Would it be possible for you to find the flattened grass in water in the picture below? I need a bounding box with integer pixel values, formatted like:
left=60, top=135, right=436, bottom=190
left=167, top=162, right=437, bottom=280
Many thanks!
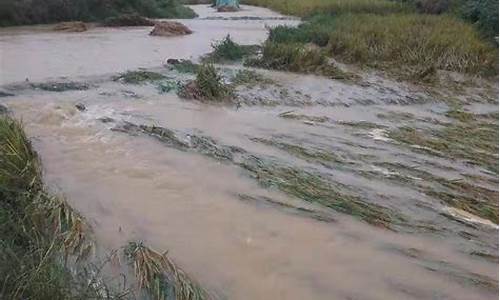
left=125, top=242, right=212, bottom=300
left=112, top=122, right=403, bottom=228
left=114, top=70, right=166, bottom=84
left=239, top=155, right=402, bottom=228
left=388, top=113, right=499, bottom=174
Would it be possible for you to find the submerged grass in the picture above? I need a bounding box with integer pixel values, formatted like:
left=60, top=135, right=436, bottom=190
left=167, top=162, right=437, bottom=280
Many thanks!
left=389, top=116, right=498, bottom=174
left=114, top=70, right=166, bottom=84
left=239, top=155, right=403, bottom=228
left=388, top=110, right=498, bottom=222
left=112, top=121, right=404, bottom=228
left=31, top=81, right=90, bottom=92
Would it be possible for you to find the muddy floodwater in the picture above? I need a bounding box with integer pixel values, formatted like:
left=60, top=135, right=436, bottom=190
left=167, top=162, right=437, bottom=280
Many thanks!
left=0, top=5, right=498, bottom=300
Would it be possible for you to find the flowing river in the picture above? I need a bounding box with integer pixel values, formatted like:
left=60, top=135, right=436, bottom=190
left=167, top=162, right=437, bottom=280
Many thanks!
left=0, top=5, right=498, bottom=300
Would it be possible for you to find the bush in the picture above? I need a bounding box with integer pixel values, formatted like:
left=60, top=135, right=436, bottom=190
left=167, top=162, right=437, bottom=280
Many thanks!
left=460, top=0, right=498, bottom=40
left=0, top=0, right=196, bottom=26
left=328, top=13, right=498, bottom=75
left=204, top=35, right=260, bottom=62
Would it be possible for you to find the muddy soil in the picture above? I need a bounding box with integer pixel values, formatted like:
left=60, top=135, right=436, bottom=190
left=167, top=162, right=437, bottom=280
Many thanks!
left=0, top=5, right=498, bottom=300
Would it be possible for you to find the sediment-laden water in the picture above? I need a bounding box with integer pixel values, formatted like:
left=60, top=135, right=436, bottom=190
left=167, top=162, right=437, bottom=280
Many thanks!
left=0, top=5, right=498, bottom=300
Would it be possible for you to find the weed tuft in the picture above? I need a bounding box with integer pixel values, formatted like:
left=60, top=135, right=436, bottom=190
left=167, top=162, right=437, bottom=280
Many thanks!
left=178, top=64, right=233, bottom=101
left=204, top=35, right=259, bottom=62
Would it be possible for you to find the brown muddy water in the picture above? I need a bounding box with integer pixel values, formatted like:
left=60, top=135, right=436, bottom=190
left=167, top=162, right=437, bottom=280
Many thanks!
left=0, top=5, right=498, bottom=300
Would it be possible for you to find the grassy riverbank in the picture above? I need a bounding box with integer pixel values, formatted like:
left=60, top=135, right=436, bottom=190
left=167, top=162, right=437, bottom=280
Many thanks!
left=242, top=0, right=498, bottom=79
left=0, top=0, right=196, bottom=26
left=0, top=113, right=211, bottom=299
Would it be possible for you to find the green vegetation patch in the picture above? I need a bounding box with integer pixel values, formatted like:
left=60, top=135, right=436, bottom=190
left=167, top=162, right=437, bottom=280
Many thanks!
left=241, top=0, right=406, bottom=17
left=0, top=115, right=101, bottom=299
left=169, top=60, right=201, bottom=74
left=239, top=155, right=403, bottom=228
left=268, top=14, right=336, bottom=47
left=113, top=70, right=166, bottom=84
left=426, top=178, right=499, bottom=224
left=246, top=42, right=351, bottom=79
left=250, top=137, right=342, bottom=167
left=388, top=112, right=498, bottom=174
left=203, top=35, right=260, bottom=63
left=31, top=81, right=90, bottom=92
left=278, top=111, right=331, bottom=124
left=178, top=64, right=234, bottom=101
left=231, top=69, right=274, bottom=87
left=328, top=13, right=498, bottom=75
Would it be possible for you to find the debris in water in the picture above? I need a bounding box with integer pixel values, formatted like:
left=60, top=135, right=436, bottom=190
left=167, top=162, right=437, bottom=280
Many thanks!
left=442, top=207, right=498, bottom=229
left=53, top=21, right=88, bottom=32
left=75, top=103, right=86, bottom=112
left=149, top=21, right=193, bottom=37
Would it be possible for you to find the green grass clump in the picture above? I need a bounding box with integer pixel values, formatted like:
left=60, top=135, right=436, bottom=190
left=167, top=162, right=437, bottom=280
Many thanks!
left=170, top=60, right=201, bottom=74
left=114, top=70, right=166, bottom=84
left=246, top=42, right=350, bottom=79
left=178, top=64, right=233, bottom=101
left=204, top=35, right=259, bottom=63
left=328, top=13, right=498, bottom=75
left=268, top=14, right=336, bottom=47
left=239, top=155, right=403, bottom=228
left=241, top=0, right=406, bottom=16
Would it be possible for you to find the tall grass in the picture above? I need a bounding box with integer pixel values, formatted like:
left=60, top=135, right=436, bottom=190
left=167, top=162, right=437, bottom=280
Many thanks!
left=0, top=114, right=213, bottom=299
left=328, top=13, right=498, bottom=74
left=0, top=116, right=101, bottom=299
left=242, top=0, right=407, bottom=16
left=246, top=42, right=350, bottom=79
